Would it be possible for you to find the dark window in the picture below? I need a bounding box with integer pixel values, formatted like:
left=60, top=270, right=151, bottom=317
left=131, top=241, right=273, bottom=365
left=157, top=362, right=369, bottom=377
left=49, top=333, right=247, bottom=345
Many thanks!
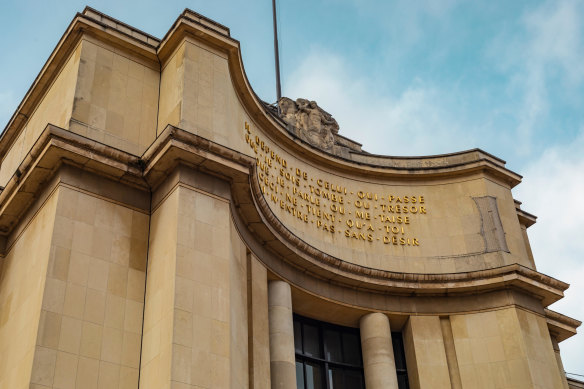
left=294, top=314, right=409, bottom=389
left=392, top=332, right=409, bottom=389
left=294, top=315, right=364, bottom=389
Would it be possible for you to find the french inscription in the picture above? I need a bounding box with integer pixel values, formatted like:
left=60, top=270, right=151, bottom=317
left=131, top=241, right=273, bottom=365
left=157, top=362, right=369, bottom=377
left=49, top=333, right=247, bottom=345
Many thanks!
left=244, top=122, right=428, bottom=247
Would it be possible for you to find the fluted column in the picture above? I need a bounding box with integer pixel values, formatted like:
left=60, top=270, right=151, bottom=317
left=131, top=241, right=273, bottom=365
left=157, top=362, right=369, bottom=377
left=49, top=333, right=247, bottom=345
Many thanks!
left=360, top=312, right=400, bottom=389
left=268, top=280, right=297, bottom=389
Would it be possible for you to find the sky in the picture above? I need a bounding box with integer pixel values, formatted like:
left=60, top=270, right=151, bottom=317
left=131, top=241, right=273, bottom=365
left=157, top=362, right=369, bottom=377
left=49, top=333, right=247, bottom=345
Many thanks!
left=1, top=0, right=583, bottom=377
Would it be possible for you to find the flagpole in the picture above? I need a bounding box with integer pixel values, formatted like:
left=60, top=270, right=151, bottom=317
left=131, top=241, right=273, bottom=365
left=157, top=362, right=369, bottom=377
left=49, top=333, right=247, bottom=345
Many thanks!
left=272, top=0, right=282, bottom=105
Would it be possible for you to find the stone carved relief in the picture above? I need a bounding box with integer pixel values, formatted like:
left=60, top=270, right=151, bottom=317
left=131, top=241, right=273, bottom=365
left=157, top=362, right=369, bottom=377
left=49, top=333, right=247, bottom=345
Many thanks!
left=278, top=97, right=339, bottom=152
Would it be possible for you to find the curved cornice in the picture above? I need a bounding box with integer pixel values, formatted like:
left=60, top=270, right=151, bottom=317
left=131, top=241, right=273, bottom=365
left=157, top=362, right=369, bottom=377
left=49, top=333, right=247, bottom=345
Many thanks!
left=0, top=7, right=521, bottom=190
left=155, top=11, right=522, bottom=186
left=0, top=123, right=566, bottom=312
left=0, top=121, right=578, bottom=338
left=244, top=156, right=566, bottom=307
left=139, top=126, right=568, bottom=309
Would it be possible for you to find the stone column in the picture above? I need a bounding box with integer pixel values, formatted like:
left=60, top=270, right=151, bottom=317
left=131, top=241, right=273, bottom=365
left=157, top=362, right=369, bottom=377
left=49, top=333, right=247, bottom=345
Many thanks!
left=268, top=280, right=297, bottom=389
left=360, top=312, right=399, bottom=389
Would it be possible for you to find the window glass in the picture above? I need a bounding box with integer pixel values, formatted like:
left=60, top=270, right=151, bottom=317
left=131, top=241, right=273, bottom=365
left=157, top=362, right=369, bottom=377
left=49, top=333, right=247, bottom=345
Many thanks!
left=305, top=361, right=324, bottom=389
left=342, top=332, right=361, bottom=366
left=327, top=367, right=364, bottom=389
left=398, top=374, right=409, bottom=389
left=324, top=329, right=342, bottom=362
left=303, top=324, right=321, bottom=358
left=294, top=320, right=303, bottom=354
left=392, top=332, right=409, bottom=389
left=344, top=369, right=364, bottom=389
left=392, top=333, right=407, bottom=371
left=296, top=361, right=305, bottom=389
left=328, top=367, right=343, bottom=389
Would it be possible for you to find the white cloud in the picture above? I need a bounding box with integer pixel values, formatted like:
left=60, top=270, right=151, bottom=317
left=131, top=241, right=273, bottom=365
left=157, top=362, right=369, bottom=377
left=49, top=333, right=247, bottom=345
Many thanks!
left=489, top=0, right=584, bottom=154
left=524, top=0, right=584, bottom=84
left=514, top=129, right=584, bottom=375
left=283, top=48, right=474, bottom=156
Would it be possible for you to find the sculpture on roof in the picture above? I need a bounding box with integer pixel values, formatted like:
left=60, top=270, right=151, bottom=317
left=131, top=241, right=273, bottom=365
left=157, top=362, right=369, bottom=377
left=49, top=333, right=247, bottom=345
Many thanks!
left=278, top=97, right=339, bottom=152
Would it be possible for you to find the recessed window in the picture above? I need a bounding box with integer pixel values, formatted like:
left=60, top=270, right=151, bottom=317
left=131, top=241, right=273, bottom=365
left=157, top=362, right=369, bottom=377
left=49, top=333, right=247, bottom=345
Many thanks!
left=294, top=314, right=364, bottom=389
left=392, top=332, right=409, bottom=388
left=293, top=314, right=409, bottom=389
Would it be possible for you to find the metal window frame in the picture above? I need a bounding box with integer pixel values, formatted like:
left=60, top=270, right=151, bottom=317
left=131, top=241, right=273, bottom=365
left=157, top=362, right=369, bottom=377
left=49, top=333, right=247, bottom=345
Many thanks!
left=293, top=314, right=410, bottom=389
left=294, top=314, right=364, bottom=389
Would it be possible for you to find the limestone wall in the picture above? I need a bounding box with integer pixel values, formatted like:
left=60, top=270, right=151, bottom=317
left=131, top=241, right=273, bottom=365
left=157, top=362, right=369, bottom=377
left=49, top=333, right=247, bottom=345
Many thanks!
left=141, top=181, right=256, bottom=388
left=0, top=45, right=80, bottom=187
left=29, top=186, right=148, bottom=389
left=0, top=188, right=58, bottom=389
left=158, top=38, right=253, bottom=155
left=450, top=308, right=566, bottom=389
left=69, top=38, right=159, bottom=156
left=248, top=254, right=271, bottom=389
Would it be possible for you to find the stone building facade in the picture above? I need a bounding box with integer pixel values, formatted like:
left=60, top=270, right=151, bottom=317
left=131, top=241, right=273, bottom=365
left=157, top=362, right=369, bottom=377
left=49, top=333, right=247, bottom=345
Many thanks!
left=0, top=7, right=580, bottom=389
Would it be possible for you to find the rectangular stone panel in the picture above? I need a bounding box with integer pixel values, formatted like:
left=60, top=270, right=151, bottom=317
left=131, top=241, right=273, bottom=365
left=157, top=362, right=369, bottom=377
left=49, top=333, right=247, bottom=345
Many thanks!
left=30, top=186, right=148, bottom=389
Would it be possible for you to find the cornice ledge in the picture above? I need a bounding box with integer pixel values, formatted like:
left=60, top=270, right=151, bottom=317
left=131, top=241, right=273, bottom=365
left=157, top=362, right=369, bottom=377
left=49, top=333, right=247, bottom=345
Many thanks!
left=247, top=169, right=567, bottom=303
left=0, top=122, right=257, bottom=243
left=245, top=70, right=520, bottom=187
left=141, top=125, right=255, bottom=190
left=517, top=208, right=537, bottom=228
left=156, top=10, right=238, bottom=66
left=258, top=102, right=522, bottom=185
left=545, top=308, right=582, bottom=342
left=0, top=124, right=145, bottom=237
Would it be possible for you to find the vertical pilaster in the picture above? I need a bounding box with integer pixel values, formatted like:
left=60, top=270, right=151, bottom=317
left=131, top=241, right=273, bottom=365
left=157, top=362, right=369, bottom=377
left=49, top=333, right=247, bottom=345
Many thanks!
left=359, top=312, right=399, bottom=389
left=439, top=316, right=463, bottom=389
left=248, top=254, right=271, bottom=389
left=402, top=315, right=452, bottom=389
left=551, top=335, right=570, bottom=389
left=450, top=308, right=566, bottom=389
left=268, top=280, right=296, bottom=389
left=141, top=171, right=249, bottom=389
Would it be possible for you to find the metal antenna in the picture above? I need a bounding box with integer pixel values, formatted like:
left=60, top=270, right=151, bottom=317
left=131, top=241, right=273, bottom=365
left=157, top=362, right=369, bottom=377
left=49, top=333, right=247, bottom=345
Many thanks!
left=272, top=0, right=282, bottom=109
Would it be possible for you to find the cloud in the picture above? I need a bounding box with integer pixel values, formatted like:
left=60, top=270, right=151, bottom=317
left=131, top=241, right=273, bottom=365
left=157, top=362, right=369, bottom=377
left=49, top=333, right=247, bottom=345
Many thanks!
left=488, top=0, right=584, bottom=154
left=514, top=128, right=584, bottom=374
left=524, top=0, right=584, bottom=84
left=283, top=48, right=474, bottom=156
